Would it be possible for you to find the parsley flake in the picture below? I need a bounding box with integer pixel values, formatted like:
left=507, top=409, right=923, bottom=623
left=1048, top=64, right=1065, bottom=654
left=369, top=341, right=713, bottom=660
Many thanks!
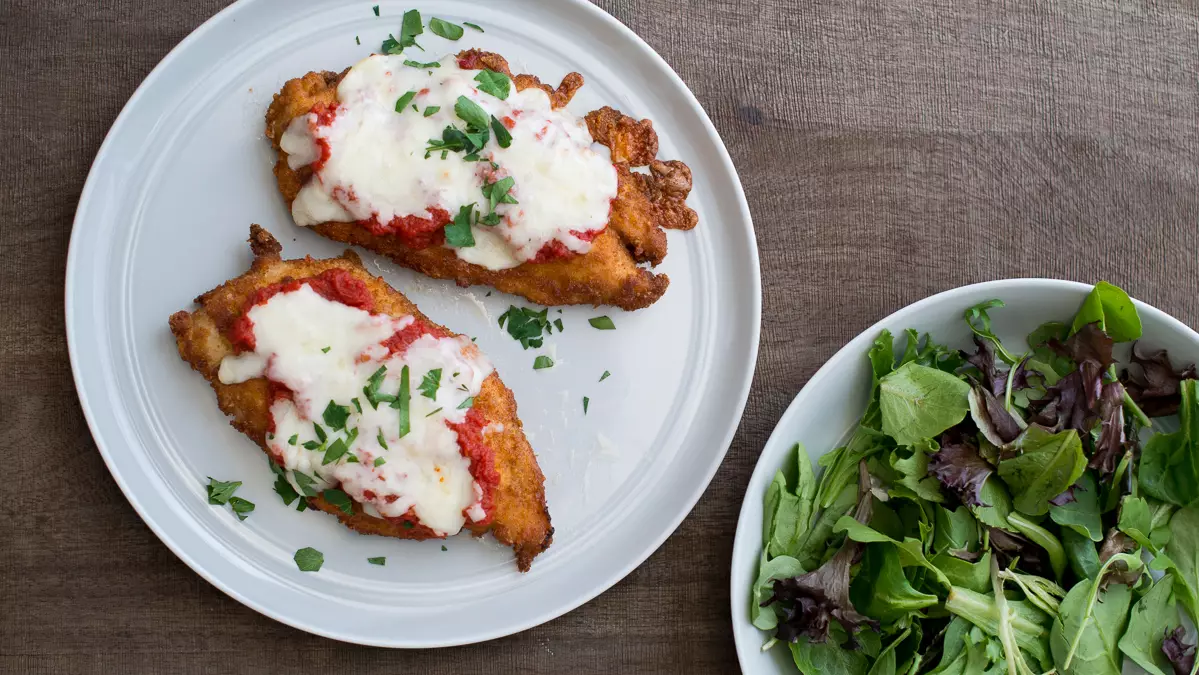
left=397, top=364, right=411, bottom=438
left=288, top=434, right=298, bottom=445
left=374, top=456, right=387, bottom=467
left=229, top=496, right=255, bottom=521
left=454, top=95, right=490, bottom=131
left=377, top=429, right=389, bottom=450
left=205, top=477, right=242, bottom=505
left=490, top=116, right=512, bottom=148
left=463, top=21, right=483, bottom=32
left=457, top=396, right=474, bottom=410
left=583, top=397, right=590, bottom=414
left=355, top=35, right=361, bottom=45
left=441, top=545, right=448, bottom=551
left=403, top=521, right=415, bottom=529
left=429, top=17, right=464, bottom=40
left=372, top=5, right=379, bottom=16
left=498, top=305, right=551, bottom=349
left=418, top=368, right=442, bottom=399
left=588, top=316, right=616, bottom=330
left=321, top=346, right=330, bottom=353
left=322, top=400, right=351, bottom=430
left=294, top=547, right=324, bottom=572
left=395, top=90, right=418, bottom=113
left=600, top=370, right=611, bottom=382
left=293, top=471, right=319, bottom=497
left=533, top=355, right=554, bottom=370
left=313, top=423, right=327, bottom=443
left=273, top=473, right=299, bottom=506
left=474, top=69, right=510, bottom=100
left=444, top=203, right=476, bottom=248
left=404, top=59, right=440, bottom=69
left=426, top=407, right=444, bottom=417
left=368, top=556, right=386, bottom=565
left=322, top=488, right=354, bottom=515
left=352, top=398, right=362, bottom=413
left=554, top=318, right=564, bottom=332
left=322, top=438, right=349, bottom=465
left=423, top=105, right=440, bottom=117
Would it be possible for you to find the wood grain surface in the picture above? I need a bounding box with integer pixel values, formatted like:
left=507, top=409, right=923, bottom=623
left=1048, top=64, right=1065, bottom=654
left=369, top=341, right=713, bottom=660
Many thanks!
left=3, top=0, right=1198, bottom=672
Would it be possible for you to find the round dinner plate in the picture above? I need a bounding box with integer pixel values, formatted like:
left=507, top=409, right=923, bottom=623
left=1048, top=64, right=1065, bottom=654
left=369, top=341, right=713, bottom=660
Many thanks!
left=66, top=0, right=758, bottom=647
left=729, top=279, right=1199, bottom=673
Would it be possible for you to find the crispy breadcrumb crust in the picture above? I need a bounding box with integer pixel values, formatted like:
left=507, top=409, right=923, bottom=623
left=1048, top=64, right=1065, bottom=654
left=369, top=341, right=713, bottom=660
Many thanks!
left=168, top=225, right=552, bottom=571
left=264, top=49, right=697, bottom=310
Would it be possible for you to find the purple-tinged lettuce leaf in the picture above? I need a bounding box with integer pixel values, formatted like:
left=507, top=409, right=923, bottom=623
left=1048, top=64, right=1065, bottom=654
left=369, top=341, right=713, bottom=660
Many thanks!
left=928, top=434, right=993, bottom=507
left=967, top=385, right=1024, bottom=446
left=1162, top=626, right=1197, bottom=675
left=1090, top=382, right=1127, bottom=476
left=989, top=527, right=1053, bottom=579
left=963, top=335, right=1007, bottom=397
left=1121, top=342, right=1199, bottom=418
left=1050, top=322, right=1115, bottom=370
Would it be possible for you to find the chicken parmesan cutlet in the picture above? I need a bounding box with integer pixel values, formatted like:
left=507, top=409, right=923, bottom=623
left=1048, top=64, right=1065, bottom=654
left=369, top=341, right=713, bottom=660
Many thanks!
left=169, top=225, right=552, bottom=571
left=264, top=48, right=697, bottom=310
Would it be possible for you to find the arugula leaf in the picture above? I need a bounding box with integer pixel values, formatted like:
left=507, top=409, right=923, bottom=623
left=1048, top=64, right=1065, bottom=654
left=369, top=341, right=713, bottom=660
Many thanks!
left=1118, top=574, right=1180, bottom=675
left=928, top=433, right=992, bottom=507
left=367, top=556, right=386, bottom=566
left=474, top=69, right=511, bottom=99
left=997, top=426, right=1086, bottom=516
left=533, top=355, right=553, bottom=370
left=588, top=316, right=616, bottom=330
left=293, top=547, right=324, bottom=572
left=428, top=17, right=464, bottom=40
left=205, top=478, right=241, bottom=505
left=444, top=203, right=476, bottom=248
left=1140, top=380, right=1199, bottom=506
left=396, top=364, right=410, bottom=438
left=418, top=368, right=442, bottom=399
left=321, top=488, right=354, bottom=515
left=1122, top=343, right=1199, bottom=418
left=878, top=363, right=970, bottom=446
left=228, top=497, right=255, bottom=521
left=964, top=299, right=1021, bottom=365
left=1070, top=281, right=1142, bottom=343
left=1049, top=471, right=1103, bottom=542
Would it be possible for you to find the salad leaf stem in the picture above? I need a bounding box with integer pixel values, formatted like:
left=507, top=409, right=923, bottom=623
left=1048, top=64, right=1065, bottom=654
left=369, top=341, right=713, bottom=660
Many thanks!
left=1006, top=512, right=1066, bottom=581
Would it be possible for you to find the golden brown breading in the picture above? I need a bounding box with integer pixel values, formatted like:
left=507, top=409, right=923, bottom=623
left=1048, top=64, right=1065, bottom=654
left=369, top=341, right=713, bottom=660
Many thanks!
left=263, top=50, right=697, bottom=310
left=168, top=225, right=552, bottom=571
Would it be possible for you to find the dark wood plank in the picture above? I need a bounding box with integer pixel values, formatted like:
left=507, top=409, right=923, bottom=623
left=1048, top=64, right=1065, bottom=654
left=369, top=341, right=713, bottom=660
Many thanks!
left=2, top=0, right=1198, bottom=672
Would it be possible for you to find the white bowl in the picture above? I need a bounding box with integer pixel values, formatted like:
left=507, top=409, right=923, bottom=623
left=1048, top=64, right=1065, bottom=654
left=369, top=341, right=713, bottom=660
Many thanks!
left=730, top=278, right=1199, bottom=673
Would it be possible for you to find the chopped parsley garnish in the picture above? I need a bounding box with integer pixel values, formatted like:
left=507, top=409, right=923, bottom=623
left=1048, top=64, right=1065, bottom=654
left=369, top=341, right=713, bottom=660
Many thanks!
left=600, top=370, right=611, bottom=382
left=426, top=407, right=444, bottom=417
left=481, top=176, right=518, bottom=221
left=273, top=473, right=300, bottom=506
left=404, top=59, right=440, bottom=69
left=429, top=17, right=464, bottom=40
left=302, top=440, right=321, bottom=451
left=418, top=368, right=442, bottom=399
left=313, top=422, right=327, bottom=443
left=533, top=355, right=554, bottom=370
left=457, top=396, right=474, bottom=410
left=322, top=437, right=349, bottom=465
left=394, top=90, right=418, bottom=113
left=425, top=124, right=487, bottom=158
left=463, top=21, right=483, bottom=32
left=588, top=316, right=616, bottom=330
left=205, top=477, right=242, bottom=505
left=454, top=95, right=489, bottom=131
left=403, top=521, right=415, bottom=529
left=229, top=496, right=255, bottom=521
left=294, top=547, right=324, bottom=572
left=489, top=116, right=512, bottom=148
left=322, top=488, right=354, bottom=515
left=322, top=400, right=351, bottom=430
left=345, top=455, right=360, bottom=463
left=583, top=397, right=590, bottom=414
left=351, top=397, right=362, bottom=413
left=321, top=346, right=331, bottom=353
left=474, top=69, right=510, bottom=100
left=380, top=8, right=424, bottom=54
left=423, top=105, right=440, bottom=117
left=554, top=318, right=564, bottom=332
left=377, top=429, right=389, bottom=450
left=268, top=458, right=286, bottom=476
left=368, top=556, right=387, bottom=565
left=372, top=5, right=379, bottom=16
left=444, top=203, right=476, bottom=248
left=288, top=434, right=298, bottom=445
left=441, top=545, right=448, bottom=551
left=498, top=305, right=552, bottom=348
left=293, top=471, right=319, bottom=497
left=374, top=456, right=387, bottom=467
left=355, top=35, right=361, bottom=45
left=296, top=499, right=307, bottom=512
left=396, top=364, right=411, bottom=438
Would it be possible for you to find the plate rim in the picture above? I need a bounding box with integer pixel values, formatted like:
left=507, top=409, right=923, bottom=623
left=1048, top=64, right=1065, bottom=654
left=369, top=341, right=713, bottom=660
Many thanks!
left=728, top=277, right=1199, bottom=672
left=66, top=0, right=762, bottom=647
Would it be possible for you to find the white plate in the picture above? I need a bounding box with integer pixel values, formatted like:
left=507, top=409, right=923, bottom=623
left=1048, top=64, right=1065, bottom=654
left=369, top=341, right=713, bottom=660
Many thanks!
left=730, top=279, right=1199, bottom=673
left=66, top=0, right=758, bottom=647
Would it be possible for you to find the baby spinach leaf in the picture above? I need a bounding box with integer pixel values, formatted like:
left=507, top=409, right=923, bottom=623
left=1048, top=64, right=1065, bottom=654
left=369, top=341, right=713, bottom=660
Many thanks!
left=933, top=505, right=979, bottom=555
left=1140, top=380, right=1199, bottom=506
left=967, top=385, right=1024, bottom=446
left=750, top=553, right=804, bottom=630
left=1070, top=281, right=1142, bottom=343
left=1049, top=471, right=1103, bottom=542
left=1050, top=576, right=1132, bottom=675
left=850, top=543, right=939, bottom=623
left=835, top=516, right=951, bottom=590
left=998, top=426, right=1087, bottom=516
left=1061, top=527, right=1102, bottom=581
left=971, top=477, right=1015, bottom=530
left=933, top=550, right=992, bottom=593
left=879, top=363, right=971, bottom=446
left=1118, top=574, right=1180, bottom=675
left=789, top=633, right=870, bottom=675
left=1163, top=505, right=1199, bottom=621
left=1117, top=495, right=1160, bottom=552
left=865, top=626, right=911, bottom=675
left=795, top=481, right=857, bottom=570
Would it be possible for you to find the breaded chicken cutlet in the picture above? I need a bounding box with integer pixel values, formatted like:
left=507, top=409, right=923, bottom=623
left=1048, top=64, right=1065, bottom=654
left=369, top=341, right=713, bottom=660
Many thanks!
left=264, top=48, right=697, bottom=311
left=169, top=225, right=552, bottom=571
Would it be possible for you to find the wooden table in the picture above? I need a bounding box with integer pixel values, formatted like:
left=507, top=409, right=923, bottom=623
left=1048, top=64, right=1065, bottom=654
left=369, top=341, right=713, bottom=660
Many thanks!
left=5, top=0, right=1198, bottom=672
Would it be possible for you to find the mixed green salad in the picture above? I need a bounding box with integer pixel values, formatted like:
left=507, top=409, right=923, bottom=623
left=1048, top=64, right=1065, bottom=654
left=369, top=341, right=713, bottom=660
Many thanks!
left=752, top=282, right=1199, bottom=675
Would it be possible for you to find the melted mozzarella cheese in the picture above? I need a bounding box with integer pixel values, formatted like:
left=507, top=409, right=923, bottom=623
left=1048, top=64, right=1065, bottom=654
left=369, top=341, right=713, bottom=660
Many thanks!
left=280, top=54, right=618, bottom=269
left=218, top=285, right=493, bottom=535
